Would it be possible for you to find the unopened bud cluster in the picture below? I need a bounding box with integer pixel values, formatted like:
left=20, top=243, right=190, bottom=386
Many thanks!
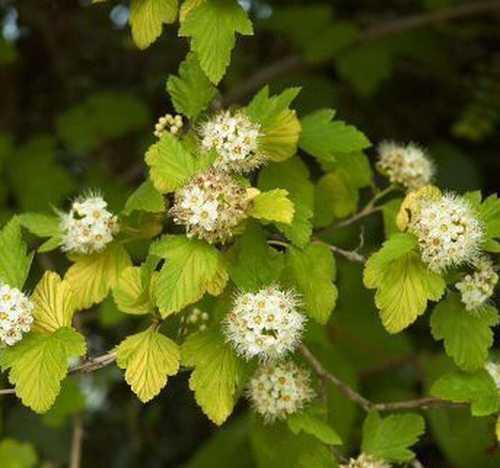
left=377, top=141, right=434, bottom=191
left=408, top=193, right=483, bottom=272
left=61, top=195, right=119, bottom=255
left=247, top=360, right=315, bottom=422
left=0, top=284, right=34, bottom=346
left=456, top=257, right=498, bottom=311
left=340, top=454, right=391, bottom=468
left=485, top=361, right=500, bottom=389
left=200, top=110, right=263, bottom=173
left=170, top=168, right=250, bottom=244
left=154, top=113, right=183, bottom=138
left=223, top=286, right=305, bottom=361
left=179, top=307, right=209, bottom=336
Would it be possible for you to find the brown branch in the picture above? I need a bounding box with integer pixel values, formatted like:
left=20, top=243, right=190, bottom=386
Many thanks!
left=0, top=351, right=116, bottom=396
left=313, top=239, right=366, bottom=263
left=223, top=1, right=500, bottom=104
left=70, top=415, right=84, bottom=468
left=299, top=344, right=459, bottom=413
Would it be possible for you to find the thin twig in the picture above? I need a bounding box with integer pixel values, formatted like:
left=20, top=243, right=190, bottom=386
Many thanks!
left=299, top=344, right=459, bottom=413
left=70, top=415, right=84, bottom=468
left=223, top=1, right=500, bottom=104
left=332, top=206, right=382, bottom=229
left=0, top=351, right=116, bottom=396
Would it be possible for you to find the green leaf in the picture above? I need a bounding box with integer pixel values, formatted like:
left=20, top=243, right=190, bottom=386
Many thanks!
left=0, top=328, right=86, bottom=413
left=145, top=132, right=213, bottom=193
left=249, top=189, right=294, bottom=224
left=246, top=86, right=301, bottom=162
left=116, top=325, right=180, bottom=402
left=227, top=222, right=284, bottom=291
left=0, top=217, right=33, bottom=290
left=43, top=378, right=86, bottom=428
left=65, top=243, right=132, bottom=310
left=431, top=370, right=500, bottom=416
left=258, top=157, right=314, bottom=247
left=167, top=52, right=217, bottom=119
left=18, top=212, right=60, bottom=238
left=361, top=411, right=425, bottom=463
left=181, top=329, right=248, bottom=425
left=123, top=179, right=165, bottom=215
left=113, top=265, right=154, bottom=315
left=151, top=235, right=228, bottom=316
left=477, top=193, right=500, bottom=252
left=179, top=0, right=253, bottom=84
left=31, top=272, right=77, bottom=334
left=0, top=439, right=37, bottom=468
left=129, top=0, right=178, bottom=49
left=381, top=198, right=403, bottom=239
left=299, top=109, right=370, bottom=163
left=313, top=172, right=358, bottom=227
left=287, top=406, right=342, bottom=445
left=431, top=293, right=499, bottom=371
left=364, top=233, right=446, bottom=333
left=283, top=243, right=337, bottom=324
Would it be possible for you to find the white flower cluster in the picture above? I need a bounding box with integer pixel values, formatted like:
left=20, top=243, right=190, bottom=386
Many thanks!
left=340, top=454, right=391, bottom=468
left=247, top=360, right=315, bottom=422
left=408, top=193, right=483, bottom=272
left=0, top=284, right=34, bottom=346
left=456, top=256, right=498, bottom=311
left=61, top=195, right=119, bottom=255
left=485, top=361, right=500, bottom=389
left=200, top=110, right=263, bottom=172
left=180, top=307, right=209, bottom=336
left=377, top=141, right=434, bottom=191
left=170, top=168, right=250, bottom=244
left=154, top=113, right=183, bottom=138
left=223, top=286, right=305, bottom=361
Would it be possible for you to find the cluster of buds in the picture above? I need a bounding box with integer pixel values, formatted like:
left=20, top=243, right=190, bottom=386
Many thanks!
left=0, top=284, right=34, bottom=346
left=170, top=168, right=250, bottom=244
left=154, top=113, right=183, bottom=138
left=377, top=141, right=434, bottom=192
left=340, top=454, right=391, bottom=468
left=179, top=307, right=209, bottom=336
left=407, top=192, right=483, bottom=272
left=199, top=110, right=264, bottom=173
left=247, top=360, right=315, bottom=423
left=60, top=195, right=119, bottom=255
left=485, top=361, right=500, bottom=389
left=223, top=286, right=305, bottom=361
left=456, top=256, right=498, bottom=311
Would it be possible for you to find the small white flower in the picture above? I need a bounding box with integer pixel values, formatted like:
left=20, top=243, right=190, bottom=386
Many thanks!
left=223, top=286, right=305, bottom=361
left=170, top=168, right=250, bottom=244
left=154, top=113, right=183, bottom=138
left=247, top=360, right=315, bottom=423
left=200, top=110, right=263, bottom=173
left=485, top=361, right=500, bottom=389
left=0, top=284, right=34, bottom=347
left=340, top=453, right=392, bottom=468
left=180, top=307, right=210, bottom=336
left=377, top=141, right=434, bottom=191
left=61, top=194, right=119, bottom=255
left=456, top=256, right=498, bottom=311
left=408, top=193, right=483, bottom=272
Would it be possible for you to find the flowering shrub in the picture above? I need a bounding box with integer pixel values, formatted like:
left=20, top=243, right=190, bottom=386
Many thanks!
left=1, top=1, right=499, bottom=467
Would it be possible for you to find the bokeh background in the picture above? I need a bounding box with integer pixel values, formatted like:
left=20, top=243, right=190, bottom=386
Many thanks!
left=0, top=0, right=499, bottom=467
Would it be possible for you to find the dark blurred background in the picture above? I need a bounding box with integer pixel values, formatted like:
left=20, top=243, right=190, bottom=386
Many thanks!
left=0, top=1, right=499, bottom=467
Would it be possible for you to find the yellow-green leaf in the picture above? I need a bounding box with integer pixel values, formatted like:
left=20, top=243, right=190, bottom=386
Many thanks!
left=249, top=189, right=294, bottom=224
left=364, top=233, right=445, bottom=333
left=181, top=329, right=248, bottom=425
left=116, top=326, right=180, bottom=402
left=31, top=272, right=77, bottom=334
left=130, top=0, right=178, bottom=49
left=113, top=266, right=154, bottom=315
left=65, top=244, right=132, bottom=310
left=150, top=235, right=228, bottom=317
left=0, top=328, right=86, bottom=413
